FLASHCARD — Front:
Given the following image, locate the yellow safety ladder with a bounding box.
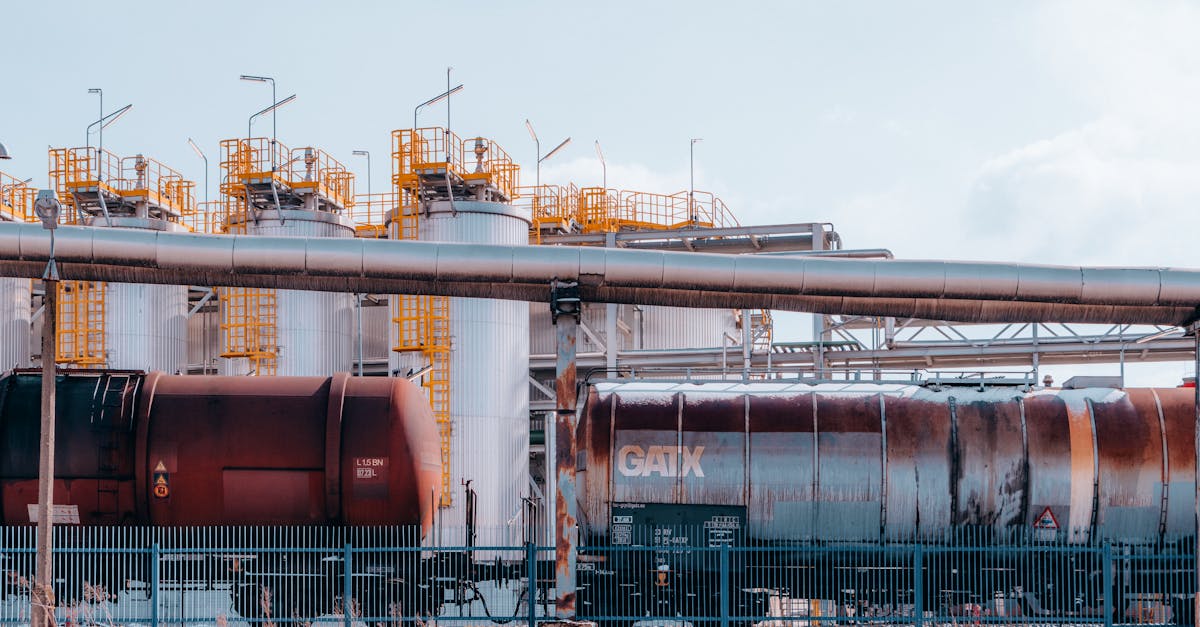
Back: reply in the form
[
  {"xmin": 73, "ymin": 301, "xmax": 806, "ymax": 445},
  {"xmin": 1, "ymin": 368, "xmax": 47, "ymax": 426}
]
[
  {"xmin": 391, "ymin": 128, "xmax": 454, "ymax": 506},
  {"xmin": 216, "ymin": 140, "xmax": 279, "ymax": 375}
]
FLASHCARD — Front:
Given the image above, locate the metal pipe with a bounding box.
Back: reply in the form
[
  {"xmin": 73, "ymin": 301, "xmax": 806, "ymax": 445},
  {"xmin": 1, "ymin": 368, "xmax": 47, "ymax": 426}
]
[
  {"xmin": 632, "ymin": 305, "xmax": 644, "ymax": 349},
  {"xmin": 356, "ymin": 293, "xmax": 364, "ymax": 377},
  {"xmin": 4, "ymin": 222, "xmax": 1200, "ymax": 325}
]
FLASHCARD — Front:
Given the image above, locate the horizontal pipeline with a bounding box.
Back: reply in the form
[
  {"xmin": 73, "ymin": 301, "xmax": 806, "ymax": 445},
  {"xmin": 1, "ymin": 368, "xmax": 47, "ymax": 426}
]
[{"xmin": 1, "ymin": 222, "xmax": 1199, "ymax": 325}]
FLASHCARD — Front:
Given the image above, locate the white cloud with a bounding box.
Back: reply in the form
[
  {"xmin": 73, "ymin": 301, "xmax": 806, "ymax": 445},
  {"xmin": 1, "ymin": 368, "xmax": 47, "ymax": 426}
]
[
  {"xmin": 957, "ymin": 2, "xmax": 1200, "ymax": 266},
  {"xmin": 963, "ymin": 117, "xmax": 1200, "ymax": 265}
]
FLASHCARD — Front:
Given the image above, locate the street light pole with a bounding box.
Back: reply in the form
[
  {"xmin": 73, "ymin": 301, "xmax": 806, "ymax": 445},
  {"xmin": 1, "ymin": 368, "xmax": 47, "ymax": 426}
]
[
  {"xmin": 526, "ymin": 119, "xmax": 571, "ymax": 192},
  {"xmin": 88, "ymin": 88, "xmax": 102, "ymax": 177},
  {"xmin": 240, "ymin": 75, "xmax": 278, "ymax": 168},
  {"xmin": 595, "ymin": 140, "xmax": 606, "ymax": 191},
  {"xmin": 352, "ymin": 150, "xmax": 371, "ymax": 199},
  {"xmin": 31, "ymin": 190, "xmax": 61, "ymax": 627},
  {"xmin": 413, "ymin": 84, "xmax": 464, "ymax": 131},
  {"xmin": 689, "ymin": 138, "xmax": 702, "ymax": 224},
  {"xmin": 187, "ymin": 138, "xmax": 209, "ymax": 208}
]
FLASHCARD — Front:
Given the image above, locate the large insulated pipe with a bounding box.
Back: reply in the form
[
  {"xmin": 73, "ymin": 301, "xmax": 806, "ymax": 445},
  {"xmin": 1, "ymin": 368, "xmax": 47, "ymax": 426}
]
[{"xmin": 2, "ymin": 222, "xmax": 1200, "ymax": 325}]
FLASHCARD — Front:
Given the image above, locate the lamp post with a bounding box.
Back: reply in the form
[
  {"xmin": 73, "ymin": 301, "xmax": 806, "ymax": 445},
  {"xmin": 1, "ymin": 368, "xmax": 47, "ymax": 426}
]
[
  {"xmin": 524, "ymin": 119, "xmax": 571, "ymax": 191},
  {"xmin": 414, "ymin": 84, "xmax": 464, "ymax": 130},
  {"xmin": 689, "ymin": 137, "xmax": 702, "ymax": 223},
  {"xmin": 87, "ymin": 88, "xmax": 101, "ymax": 176},
  {"xmin": 31, "ymin": 190, "xmax": 61, "ymax": 627},
  {"xmin": 595, "ymin": 140, "xmax": 606, "ymax": 191},
  {"xmin": 187, "ymin": 138, "xmax": 209, "ymax": 208},
  {"xmin": 0, "ymin": 142, "xmax": 11, "ymax": 159},
  {"xmin": 247, "ymin": 95, "xmax": 297, "ymax": 168},
  {"xmin": 352, "ymin": 150, "xmax": 371, "ymax": 199},
  {"xmin": 240, "ymin": 75, "xmax": 276, "ymax": 139}
]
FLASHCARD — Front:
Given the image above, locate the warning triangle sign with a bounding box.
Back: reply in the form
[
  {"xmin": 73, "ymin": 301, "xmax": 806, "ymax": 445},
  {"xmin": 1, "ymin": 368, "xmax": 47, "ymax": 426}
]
[
  {"xmin": 1033, "ymin": 506, "xmax": 1059, "ymax": 530},
  {"xmin": 155, "ymin": 476, "xmax": 168, "ymax": 486},
  {"xmin": 154, "ymin": 461, "xmax": 167, "ymax": 472}
]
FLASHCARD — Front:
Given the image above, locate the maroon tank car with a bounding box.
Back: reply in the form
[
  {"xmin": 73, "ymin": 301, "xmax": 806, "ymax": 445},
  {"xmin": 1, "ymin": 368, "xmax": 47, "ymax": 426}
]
[{"xmin": 0, "ymin": 371, "xmax": 441, "ymax": 530}]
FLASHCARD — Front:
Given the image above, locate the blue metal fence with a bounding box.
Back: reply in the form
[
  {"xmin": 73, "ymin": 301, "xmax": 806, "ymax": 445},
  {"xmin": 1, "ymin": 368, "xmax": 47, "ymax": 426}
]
[{"xmin": 0, "ymin": 526, "xmax": 1193, "ymax": 626}]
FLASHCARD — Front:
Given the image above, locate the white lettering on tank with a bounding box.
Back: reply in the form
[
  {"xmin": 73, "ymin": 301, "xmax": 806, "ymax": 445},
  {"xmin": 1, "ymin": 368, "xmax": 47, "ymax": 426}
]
[{"xmin": 616, "ymin": 445, "xmax": 705, "ymax": 478}]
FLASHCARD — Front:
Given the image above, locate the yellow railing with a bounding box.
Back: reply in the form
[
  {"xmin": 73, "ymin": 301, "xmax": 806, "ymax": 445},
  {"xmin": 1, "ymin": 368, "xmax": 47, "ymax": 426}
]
[
  {"xmin": 56, "ymin": 281, "xmax": 107, "ymax": 367},
  {"xmin": 515, "ymin": 184, "xmax": 740, "ymax": 236},
  {"xmin": 619, "ymin": 189, "xmax": 739, "ymax": 230},
  {"xmin": 392, "ymin": 127, "xmax": 519, "ymax": 200},
  {"xmin": 516, "ymin": 183, "xmax": 581, "ymax": 243},
  {"xmin": 219, "ymin": 138, "xmax": 356, "ymax": 211},
  {"xmin": 181, "ymin": 200, "xmax": 222, "ymax": 234},
  {"xmin": 348, "ymin": 191, "xmax": 396, "ymax": 238},
  {"xmin": 48, "ymin": 148, "xmax": 198, "ymax": 221},
  {"xmin": 0, "ymin": 171, "xmax": 34, "ymax": 222},
  {"xmin": 49, "ymin": 147, "xmax": 121, "ymax": 222}
]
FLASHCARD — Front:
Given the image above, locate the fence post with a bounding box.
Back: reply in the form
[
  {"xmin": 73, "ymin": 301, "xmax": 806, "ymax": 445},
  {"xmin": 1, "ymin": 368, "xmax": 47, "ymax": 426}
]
[
  {"xmin": 1102, "ymin": 544, "xmax": 1113, "ymax": 627},
  {"xmin": 913, "ymin": 545, "xmax": 923, "ymax": 627},
  {"xmin": 720, "ymin": 544, "xmax": 730, "ymax": 627},
  {"xmin": 150, "ymin": 543, "xmax": 160, "ymax": 627},
  {"xmin": 343, "ymin": 543, "xmax": 353, "ymax": 627},
  {"xmin": 527, "ymin": 542, "xmax": 538, "ymax": 627}
]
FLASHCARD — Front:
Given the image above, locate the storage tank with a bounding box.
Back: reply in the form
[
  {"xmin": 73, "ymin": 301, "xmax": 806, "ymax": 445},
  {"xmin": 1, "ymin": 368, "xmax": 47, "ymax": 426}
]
[
  {"xmin": 235, "ymin": 210, "xmax": 355, "ymax": 376},
  {"xmin": 579, "ymin": 380, "xmax": 1196, "ymax": 545},
  {"xmin": 0, "ymin": 370, "xmax": 441, "ymax": 529},
  {"xmin": 77, "ymin": 219, "xmax": 188, "ymax": 372},
  {"xmin": 0, "ymin": 175, "xmax": 32, "ymax": 371},
  {"xmin": 0, "ymin": 278, "xmax": 30, "ymax": 371},
  {"xmin": 388, "ymin": 200, "xmax": 531, "ymax": 544}
]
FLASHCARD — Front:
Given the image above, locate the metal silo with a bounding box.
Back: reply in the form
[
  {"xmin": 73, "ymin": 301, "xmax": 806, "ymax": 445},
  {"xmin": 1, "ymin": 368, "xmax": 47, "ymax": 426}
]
[
  {"xmin": 389, "ymin": 199, "xmax": 531, "ymax": 544},
  {"xmin": 243, "ymin": 211, "xmax": 355, "ymax": 376},
  {"xmin": 216, "ymin": 139, "xmax": 356, "ymax": 376},
  {"xmin": 49, "ymin": 149, "xmax": 190, "ymax": 373},
  {"xmin": 0, "ymin": 171, "xmax": 33, "ymax": 371},
  {"xmin": 0, "ymin": 277, "xmax": 30, "ymax": 371}
]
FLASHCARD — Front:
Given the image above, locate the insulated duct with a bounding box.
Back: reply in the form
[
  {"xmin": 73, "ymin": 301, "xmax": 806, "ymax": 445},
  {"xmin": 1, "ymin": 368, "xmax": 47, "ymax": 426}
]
[{"xmin": 1, "ymin": 222, "xmax": 1199, "ymax": 326}]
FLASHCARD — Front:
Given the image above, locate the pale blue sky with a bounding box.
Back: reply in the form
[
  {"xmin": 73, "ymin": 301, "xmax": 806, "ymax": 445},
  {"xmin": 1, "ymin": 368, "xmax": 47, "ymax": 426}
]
[{"xmin": 5, "ymin": 1, "xmax": 1199, "ymax": 384}]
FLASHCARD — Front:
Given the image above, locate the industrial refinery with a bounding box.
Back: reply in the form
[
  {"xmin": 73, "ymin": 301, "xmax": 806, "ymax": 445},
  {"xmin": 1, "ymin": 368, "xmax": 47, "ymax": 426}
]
[{"xmin": 2, "ymin": 3, "xmax": 1200, "ymax": 626}]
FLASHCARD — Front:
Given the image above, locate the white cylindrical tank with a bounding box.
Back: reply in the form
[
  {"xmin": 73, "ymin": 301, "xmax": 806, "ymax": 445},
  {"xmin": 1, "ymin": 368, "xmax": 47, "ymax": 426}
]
[
  {"xmin": 85, "ymin": 217, "xmax": 187, "ymax": 372},
  {"xmin": 389, "ymin": 200, "xmax": 531, "ymax": 545},
  {"xmin": 227, "ymin": 210, "xmax": 355, "ymax": 376},
  {"xmin": 0, "ymin": 278, "xmax": 31, "ymax": 371}
]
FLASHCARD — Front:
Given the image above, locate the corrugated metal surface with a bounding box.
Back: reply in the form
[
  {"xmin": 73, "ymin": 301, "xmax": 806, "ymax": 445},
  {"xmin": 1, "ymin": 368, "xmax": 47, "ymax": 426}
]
[
  {"xmin": 98, "ymin": 220, "xmax": 188, "ymax": 372},
  {"xmin": 531, "ymin": 302, "xmax": 736, "ymax": 356},
  {"xmin": 243, "ymin": 213, "xmax": 354, "ymax": 376},
  {"xmin": 640, "ymin": 305, "xmax": 737, "ymax": 350},
  {"xmin": 186, "ymin": 309, "xmax": 220, "ymax": 373},
  {"xmin": 106, "ymin": 282, "xmax": 187, "ymax": 372},
  {"xmin": 0, "ymin": 278, "xmax": 30, "ymax": 370},
  {"xmin": 394, "ymin": 200, "xmax": 530, "ymax": 547},
  {"xmin": 360, "ymin": 302, "xmax": 390, "ymax": 363}
]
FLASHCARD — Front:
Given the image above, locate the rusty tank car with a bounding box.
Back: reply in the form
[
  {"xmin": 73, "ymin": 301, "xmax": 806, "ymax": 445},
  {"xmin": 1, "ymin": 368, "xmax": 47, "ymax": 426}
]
[{"xmin": 575, "ymin": 379, "xmax": 1197, "ymax": 622}]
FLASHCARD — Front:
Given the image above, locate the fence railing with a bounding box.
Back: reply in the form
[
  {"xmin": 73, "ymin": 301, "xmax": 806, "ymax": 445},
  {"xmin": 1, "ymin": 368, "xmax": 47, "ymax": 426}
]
[{"xmin": 0, "ymin": 525, "xmax": 1193, "ymax": 626}]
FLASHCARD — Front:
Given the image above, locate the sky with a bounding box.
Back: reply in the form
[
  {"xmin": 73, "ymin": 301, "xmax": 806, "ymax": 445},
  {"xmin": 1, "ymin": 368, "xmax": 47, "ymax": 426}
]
[{"xmin": 3, "ymin": 1, "xmax": 1198, "ymax": 385}]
